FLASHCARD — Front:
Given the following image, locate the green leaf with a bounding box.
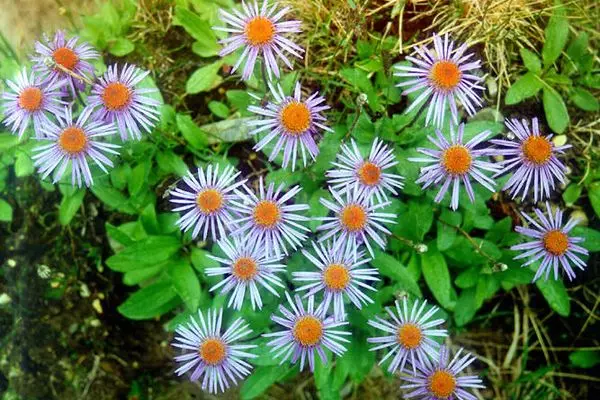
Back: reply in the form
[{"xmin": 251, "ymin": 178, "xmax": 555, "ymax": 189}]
[
  {"xmin": 190, "ymin": 248, "xmax": 220, "ymax": 271},
  {"xmin": 0, "ymin": 133, "xmax": 19, "ymax": 150},
  {"xmin": 455, "ymin": 267, "xmax": 480, "ymax": 289},
  {"xmin": 174, "ymin": 6, "xmax": 217, "ymax": 43},
  {"xmin": 108, "ymin": 38, "xmax": 135, "ymax": 56},
  {"xmin": 505, "ymin": 72, "xmax": 543, "ymax": 105},
  {"xmin": 176, "ymin": 113, "xmax": 208, "ymax": 149},
  {"xmin": 569, "ymin": 350, "xmax": 600, "ymax": 369},
  {"xmin": 571, "ymin": 226, "xmax": 600, "ymax": 252},
  {"xmin": 15, "ymin": 152, "xmax": 34, "ymax": 177},
  {"xmin": 562, "ymin": 184, "xmax": 582, "ymax": 205},
  {"xmin": 208, "ymin": 101, "xmax": 230, "ymax": 118},
  {"xmin": 542, "ymin": 7, "xmax": 569, "ymax": 67},
  {"xmin": 92, "ymin": 185, "xmax": 135, "ymax": 214},
  {"xmin": 454, "ymin": 288, "xmax": 477, "ymax": 326},
  {"xmin": 420, "ymin": 245, "xmax": 455, "ymax": 310},
  {"xmin": 240, "ymin": 366, "xmax": 291, "ymax": 400},
  {"xmin": 167, "ymin": 259, "xmax": 201, "ymax": 311},
  {"xmin": 520, "ymin": 48, "xmax": 542, "ymax": 73},
  {"xmin": 140, "ymin": 203, "xmax": 160, "ymax": 234},
  {"xmin": 0, "ymin": 199, "xmax": 13, "ymax": 222},
  {"xmin": 106, "ymin": 235, "xmax": 182, "ymax": 272},
  {"xmin": 156, "ymin": 150, "xmax": 188, "ymax": 177},
  {"xmin": 570, "ymin": 87, "xmax": 599, "ymax": 112},
  {"xmin": 372, "ymin": 250, "xmax": 422, "ymax": 297},
  {"xmin": 128, "ymin": 161, "xmax": 149, "ymax": 196},
  {"xmin": 200, "ymin": 117, "xmax": 254, "ymax": 144},
  {"xmin": 123, "ymin": 263, "xmax": 165, "ymax": 286},
  {"xmin": 59, "ymin": 189, "xmax": 85, "ymax": 225},
  {"xmin": 543, "ymin": 86, "xmax": 569, "ymax": 134},
  {"xmin": 589, "ymin": 182, "xmax": 600, "ymax": 218},
  {"xmin": 191, "ymin": 40, "xmax": 219, "ymax": 58},
  {"xmin": 117, "ymin": 279, "xmax": 180, "ymax": 320},
  {"xmin": 536, "ymin": 278, "xmax": 570, "ymax": 317},
  {"xmin": 186, "ymin": 61, "xmax": 223, "ymax": 94}
]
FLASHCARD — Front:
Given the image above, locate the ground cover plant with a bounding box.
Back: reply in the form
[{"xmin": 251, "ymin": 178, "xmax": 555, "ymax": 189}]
[{"xmin": 0, "ymin": 0, "xmax": 599, "ymax": 399}]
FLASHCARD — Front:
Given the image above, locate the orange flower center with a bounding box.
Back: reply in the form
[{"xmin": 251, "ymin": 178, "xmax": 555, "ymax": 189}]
[
  {"xmin": 358, "ymin": 162, "xmax": 381, "ymax": 186},
  {"xmin": 102, "ymin": 82, "xmax": 131, "ymax": 111},
  {"xmin": 340, "ymin": 204, "xmax": 367, "ymax": 232},
  {"xmin": 293, "ymin": 316, "xmax": 323, "ymax": 346},
  {"xmin": 430, "ymin": 61, "xmax": 462, "ymax": 91},
  {"xmin": 442, "ymin": 145, "xmax": 472, "ymax": 175},
  {"xmin": 245, "ymin": 16, "xmax": 275, "ymax": 46},
  {"xmin": 323, "ymin": 263, "xmax": 350, "ymax": 291},
  {"xmin": 232, "ymin": 257, "xmax": 258, "ymax": 281},
  {"xmin": 280, "ymin": 102, "xmax": 311, "ymax": 135},
  {"xmin": 397, "ymin": 323, "xmax": 423, "ymax": 349},
  {"xmin": 543, "ymin": 230, "xmax": 569, "ymax": 256},
  {"xmin": 18, "ymin": 87, "xmax": 43, "ymax": 112},
  {"xmin": 52, "ymin": 47, "xmax": 79, "ymax": 70},
  {"xmin": 58, "ymin": 127, "xmax": 88, "ymax": 154},
  {"xmin": 428, "ymin": 370, "xmax": 456, "ymax": 399},
  {"xmin": 199, "ymin": 338, "xmax": 227, "ymax": 365},
  {"xmin": 253, "ymin": 200, "xmax": 281, "ymax": 228},
  {"xmin": 522, "ymin": 136, "xmax": 552, "ymax": 165},
  {"xmin": 196, "ymin": 189, "xmax": 223, "ymax": 214}
]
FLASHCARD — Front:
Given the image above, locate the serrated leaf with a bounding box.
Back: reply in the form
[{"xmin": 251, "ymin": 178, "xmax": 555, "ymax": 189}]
[
  {"xmin": 372, "ymin": 250, "xmax": 422, "ymax": 297},
  {"xmin": 505, "ymin": 72, "xmax": 543, "ymax": 105},
  {"xmin": 117, "ymin": 279, "xmax": 180, "ymax": 320},
  {"xmin": 520, "ymin": 48, "xmax": 542, "ymax": 73},
  {"xmin": 543, "ymin": 86, "xmax": 569, "ymax": 133},
  {"xmin": 59, "ymin": 189, "xmax": 85, "ymax": 225},
  {"xmin": 536, "ymin": 278, "xmax": 570, "ymax": 317}
]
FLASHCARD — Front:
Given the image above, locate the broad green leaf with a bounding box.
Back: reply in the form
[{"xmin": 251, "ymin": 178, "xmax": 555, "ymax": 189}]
[
  {"xmin": 128, "ymin": 161, "xmax": 149, "ymax": 196},
  {"xmin": 59, "ymin": 189, "xmax": 85, "ymax": 225},
  {"xmin": 562, "ymin": 184, "xmax": 582, "ymax": 205},
  {"xmin": 455, "ymin": 267, "xmax": 479, "ymax": 289},
  {"xmin": 571, "ymin": 226, "xmax": 600, "ymax": 252},
  {"xmin": 505, "ymin": 72, "xmax": 543, "ymax": 105},
  {"xmin": 542, "ymin": 7, "xmax": 569, "ymax": 67},
  {"xmin": 343, "ymin": 331, "xmax": 376, "ymax": 384},
  {"xmin": 191, "ymin": 40, "xmax": 219, "ymax": 58},
  {"xmin": 176, "ymin": 113, "xmax": 208, "ymax": 149},
  {"xmin": 108, "ymin": 38, "xmax": 135, "ymax": 56},
  {"xmin": 15, "ymin": 152, "xmax": 34, "ymax": 177},
  {"xmin": 420, "ymin": 245, "xmax": 454, "ymax": 310},
  {"xmin": 140, "ymin": 203, "xmax": 160, "ymax": 234},
  {"xmin": 208, "ymin": 101, "xmax": 230, "ymax": 118},
  {"xmin": 569, "ymin": 350, "xmax": 600, "ymax": 369},
  {"xmin": 454, "ymin": 288, "xmax": 477, "ymax": 326},
  {"xmin": 123, "ymin": 263, "xmax": 165, "ymax": 286},
  {"xmin": 167, "ymin": 259, "xmax": 201, "ymax": 311},
  {"xmin": 117, "ymin": 279, "xmax": 180, "ymax": 320},
  {"xmin": 543, "ymin": 86, "xmax": 569, "ymax": 133},
  {"xmin": 589, "ymin": 182, "xmax": 600, "ymax": 218},
  {"xmin": 0, "ymin": 133, "xmax": 19, "ymax": 150},
  {"xmin": 570, "ymin": 87, "xmax": 599, "ymax": 112},
  {"xmin": 106, "ymin": 235, "xmax": 182, "ymax": 271},
  {"xmin": 186, "ymin": 61, "xmax": 223, "ymax": 94},
  {"xmin": 156, "ymin": 150, "xmax": 188, "ymax": 177},
  {"xmin": 190, "ymin": 247, "xmax": 220, "ymax": 271},
  {"xmin": 92, "ymin": 185, "xmax": 135, "ymax": 214},
  {"xmin": 106, "ymin": 222, "xmax": 136, "ymax": 248},
  {"xmin": 200, "ymin": 117, "xmax": 254, "ymax": 144},
  {"xmin": 240, "ymin": 366, "xmax": 291, "ymax": 400},
  {"xmin": 372, "ymin": 250, "xmax": 422, "ymax": 297},
  {"xmin": 174, "ymin": 6, "xmax": 217, "ymax": 43},
  {"xmin": 0, "ymin": 199, "xmax": 13, "ymax": 222},
  {"xmin": 536, "ymin": 278, "xmax": 570, "ymax": 317},
  {"xmin": 520, "ymin": 48, "xmax": 542, "ymax": 73}
]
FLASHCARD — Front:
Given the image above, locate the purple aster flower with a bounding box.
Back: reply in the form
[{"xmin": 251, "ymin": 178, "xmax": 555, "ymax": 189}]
[
  {"xmin": 262, "ymin": 292, "xmax": 350, "ymax": 371},
  {"xmin": 172, "ymin": 308, "xmax": 257, "ymax": 394},
  {"xmin": 511, "ymin": 202, "xmax": 588, "ymax": 282},
  {"xmin": 247, "ymin": 81, "xmax": 332, "ymax": 171},
  {"xmin": 293, "ymin": 240, "xmax": 379, "ymax": 321},
  {"xmin": 400, "ymin": 346, "xmax": 485, "ymax": 400},
  {"xmin": 395, "ymin": 33, "xmax": 484, "ymax": 127},
  {"xmin": 88, "ymin": 64, "xmax": 161, "ymax": 141},
  {"xmin": 206, "ymin": 235, "xmax": 286, "ymax": 310},
  {"xmin": 316, "ymin": 184, "xmax": 396, "ymax": 259},
  {"xmin": 170, "ymin": 164, "xmax": 247, "ymax": 241},
  {"xmin": 214, "ymin": 0, "xmax": 303, "ymax": 81},
  {"xmin": 490, "ymin": 117, "xmax": 571, "ymax": 202},
  {"xmin": 31, "ymin": 30, "xmax": 99, "ymax": 94},
  {"xmin": 231, "ymin": 177, "xmax": 310, "ymax": 257},
  {"xmin": 32, "ymin": 106, "xmax": 119, "ymax": 187},
  {"xmin": 2, "ymin": 68, "xmax": 66, "ymax": 138},
  {"xmin": 409, "ymin": 123, "xmax": 499, "ymax": 211},
  {"xmin": 367, "ymin": 298, "xmax": 447, "ymax": 374},
  {"xmin": 326, "ymin": 138, "xmax": 404, "ymax": 203}
]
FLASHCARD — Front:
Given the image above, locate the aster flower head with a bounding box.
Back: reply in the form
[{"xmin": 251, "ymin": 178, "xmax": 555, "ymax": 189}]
[
  {"xmin": 491, "ymin": 117, "xmax": 571, "ymax": 202},
  {"xmin": 367, "ymin": 298, "xmax": 447, "ymax": 374},
  {"xmin": 172, "ymin": 309, "xmax": 257, "ymax": 394},
  {"xmin": 2, "ymin": 68, "xmax": 66, "ymax": 138},
  {"xmin": 326, "ymin": 138, "xmax": 404, "ymax": 203},
  {"xmin": 32, "ymin": 106, "xmax": 120, "ymax": 187},
  {"xmin": 231, "ymin": 177, "xmax": 310, "ymax": 257},
  {"xmin": 214, "ymin": 0, "xmax": 304, "ymax": 81},
  {"xmin": 511, "ymin": 202, "xmax": 588, "ymax": 282},
  {"xmin": 247, "ymin": 81, "xmax": 332, "ymax": 171},
  {"xmin": 170, "ymin": 164, "xmax": 247, "ymax": 241},
  {"xmin": 316, "ymin": 183, "xmax": 397, "ymax": 259},
  {"xmin": 262, "ymin": 292, "xmax": 350, "ymax": 371},
  {"xmin": 31, "ymin": 30, "xmax": 99, "ymax": 93},
  {"xmin": 409, "ymin": 123, "xmax": 499, "ymax": 211},
  {"xmin": 400, "ymin": 346, "xmax": 485, "ymax": 400},
  {"xmin": 206, "ymin": 235, "xmax": 286, "ymax": 310},
  {"xmin": 395, "ymin": 33, "xmax": 484, "ymax": 128},
  {"xmin": 88, "ymin": 64, "xmax": 161, "ymax": 141},
  {"xmin": 293, "ymin": 240, "xmax": 379, "ymax": 321}
]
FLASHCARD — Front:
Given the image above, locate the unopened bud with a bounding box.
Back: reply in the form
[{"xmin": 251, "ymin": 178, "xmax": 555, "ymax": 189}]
[
  {"xmin": 415, "ymin": 243, "xmax": 428, "ymax": 254},
  {"xmin": 492, "ymin": 263, "xmax": 508, "ymax": 272},
  {"xmin": 357, "ymin": 93, "xmax": 368, "ymax": 107}
]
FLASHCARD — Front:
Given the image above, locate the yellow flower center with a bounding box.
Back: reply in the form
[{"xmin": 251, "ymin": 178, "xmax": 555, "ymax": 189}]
[
  {"xmin": 232, "ymin": 257, "xmax": 258, "ymax": 281},
  {"xmin": 522, "ymin": 136, "xmax": 552, "ymax": 165},
  {"xmin": 543, "ymin": 229, "xmax": 569, "ymax": 256},
  {"xmin": 245, "ymin": 16, "xmax": 275, "ymax": 46},
  {"xmin": 358, "ymin": 162, "xmax": 381, "ymax": 186},
  {"xmin": 102, "ymin": 82, "xmax": 131, "ymax": 111},
  {"xmin": 293, "ymin": 316, "xmax": 323, "ymax": 346},
  {"xmin": 323, "ymin": 263, "xmax": 350, "ymax": 291},
  {"xmin": 253, "ymin": 200, "xmax": 281, "ymax": 228},
  {"xmin": 52, "ymin": 47, "xmax": 79, "ymax": 70},
  {"xmin": 339, "ymin": 204, "xmax": 367, "ymax": 232},
  {"xmin": 397, "ymin": 323, "xmax": 422, "ymax": 349},
  {"xmin": 58, "ymin": 127, "xmax": 88, "ymax": 154},
  {"xmin": 18, "ymin": 87, "xmax": 43, "ymax": 112},
  {"xmin": 280, "ymin": 102, "xmax": 311, "ymax": 135},
  {"xmin": 430, "ymin": 61, "xmax": 462, "ymax": 91},
  {"xmin": 428, "ymin": 370, "xmax": 457, "ymax": 399},
  {"xmin": 442, "ymin": 145, "xmax": 472, "ymax": 175},
  {"xmin": 196, "ymin": 189, "xmax": 223, "ymax": 214},
  {"xmin": 199, "ymin": 338, "xmax": 227, "ymax": 365}
]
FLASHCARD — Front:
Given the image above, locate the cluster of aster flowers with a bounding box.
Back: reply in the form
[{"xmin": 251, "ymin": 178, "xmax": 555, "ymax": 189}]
[{"xmin": 1, "ymin": 31, "xmax": 161, "ymax": 187}]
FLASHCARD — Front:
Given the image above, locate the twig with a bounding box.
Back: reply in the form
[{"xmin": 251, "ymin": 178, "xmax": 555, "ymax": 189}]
[{"xmin": 438, "ymin": 218, "xmax": 499, "ymax": 265}]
